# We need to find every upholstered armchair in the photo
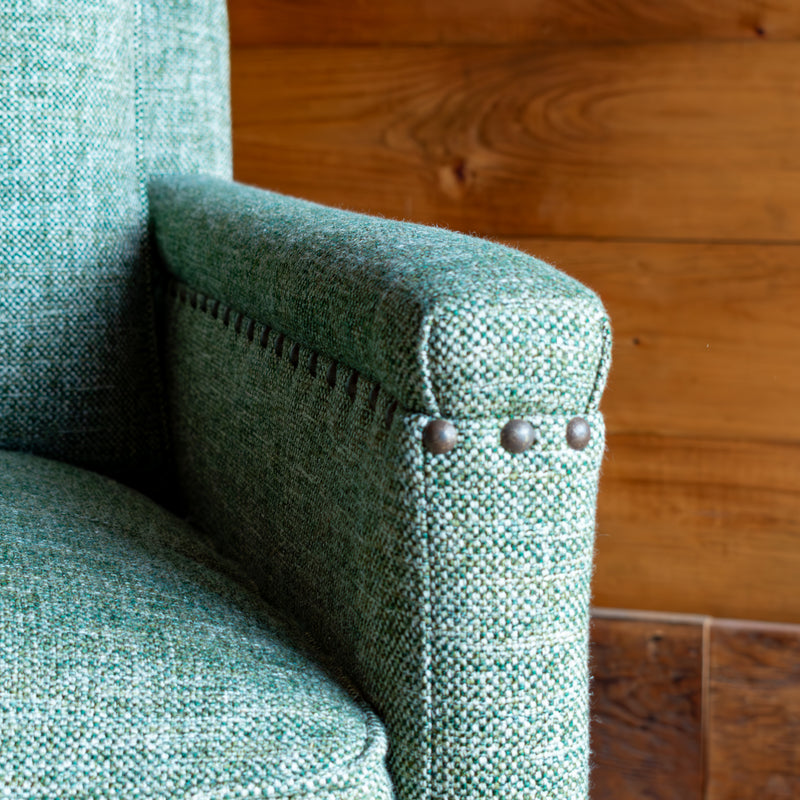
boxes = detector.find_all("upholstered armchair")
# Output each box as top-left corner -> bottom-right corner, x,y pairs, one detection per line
1,2 -> 610,799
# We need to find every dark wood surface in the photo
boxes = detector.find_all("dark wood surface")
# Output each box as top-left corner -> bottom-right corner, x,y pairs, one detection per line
230,1 -> 800,45
590,610 -> 704,799
706,620 -> 800,799
589,610 -> 800,799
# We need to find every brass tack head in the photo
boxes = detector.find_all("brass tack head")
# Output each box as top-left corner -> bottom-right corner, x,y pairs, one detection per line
422,419 -> 457,454
566,416 -> 591,450
500,419 -> 536,453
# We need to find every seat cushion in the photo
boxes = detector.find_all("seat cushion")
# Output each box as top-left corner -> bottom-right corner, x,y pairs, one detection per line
0,450 -> 392,799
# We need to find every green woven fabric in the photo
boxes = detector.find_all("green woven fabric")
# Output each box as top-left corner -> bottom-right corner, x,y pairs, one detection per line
0,1 -> 231,486
150,176 -> 611,419
0,449 -> 393,799
153,179 -> 610,800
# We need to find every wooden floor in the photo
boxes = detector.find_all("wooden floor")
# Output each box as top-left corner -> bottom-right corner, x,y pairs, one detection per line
590,609 -> 800,799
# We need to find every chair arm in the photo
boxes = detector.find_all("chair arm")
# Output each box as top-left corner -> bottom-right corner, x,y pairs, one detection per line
149,174 -> 611,800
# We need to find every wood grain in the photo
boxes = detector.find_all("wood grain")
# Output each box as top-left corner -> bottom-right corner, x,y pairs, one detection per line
589,610 -> 704,800
229,0 -> 800,46
505,240 -> 800,442
592,434 -> 800,623
707,619 -> 800,799
232,43 -> 800,240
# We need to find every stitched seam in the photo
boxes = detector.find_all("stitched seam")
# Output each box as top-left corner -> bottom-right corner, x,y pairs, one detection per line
421,450 -> 434,800
417,305 -> 440,417
586,315 -> 612,413
205,713 -> 388,797
167,276 -> 403,432
167,277 -> 606,466
167,278 -> 607,432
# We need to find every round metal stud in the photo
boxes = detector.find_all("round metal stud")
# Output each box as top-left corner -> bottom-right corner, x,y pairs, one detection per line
566,416 -> 591,451
422,419 -> 457,454
500,419 -> 536,453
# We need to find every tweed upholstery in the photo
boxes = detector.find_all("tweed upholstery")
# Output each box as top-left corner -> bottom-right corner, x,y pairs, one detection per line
0,449 -> 393,799
0,0 -> 231,486
149,176 -> 611,419
4,3 -> 611,795
152,177 -> 610,800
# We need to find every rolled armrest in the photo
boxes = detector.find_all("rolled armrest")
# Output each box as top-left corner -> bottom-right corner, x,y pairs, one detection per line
150,174 -> 611,800
149,175 -> 610,418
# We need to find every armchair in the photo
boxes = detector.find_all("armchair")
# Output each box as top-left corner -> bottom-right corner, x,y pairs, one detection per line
0,2 -> 610,799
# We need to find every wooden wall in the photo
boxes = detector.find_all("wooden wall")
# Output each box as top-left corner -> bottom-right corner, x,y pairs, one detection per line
228,1 -> 800,623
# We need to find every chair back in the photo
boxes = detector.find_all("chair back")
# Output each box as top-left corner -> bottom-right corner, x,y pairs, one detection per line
0,0 -> 231,487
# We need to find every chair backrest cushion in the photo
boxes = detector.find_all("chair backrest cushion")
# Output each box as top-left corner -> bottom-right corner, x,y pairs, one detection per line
0,0 -> 231,487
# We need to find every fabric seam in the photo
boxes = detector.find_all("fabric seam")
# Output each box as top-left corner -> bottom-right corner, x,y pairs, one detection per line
133,1 -> 171,468
166,275 -> 603,428
586,315 -> 612,414
166,275 -> 406,433
421,440 -> 435,800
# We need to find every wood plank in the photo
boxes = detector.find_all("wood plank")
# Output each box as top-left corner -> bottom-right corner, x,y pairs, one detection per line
707,619 -> 800,799
229,0 -> 800,46
504,240 -> 800,442
232,43 -> 800,240
592,434 -> 800,623
589,610 -> 705,800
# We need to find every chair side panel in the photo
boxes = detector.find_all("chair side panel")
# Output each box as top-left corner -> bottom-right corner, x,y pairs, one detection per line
162,279 -> 604,800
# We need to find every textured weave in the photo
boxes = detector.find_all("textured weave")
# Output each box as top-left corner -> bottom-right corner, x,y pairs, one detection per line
160,257 -> 608,800
0,449 -> 393,799
0,1 -> 231,486
150,176 -> 611,419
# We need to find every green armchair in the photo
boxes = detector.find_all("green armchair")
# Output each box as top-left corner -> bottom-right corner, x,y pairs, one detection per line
0,2 -> 610,799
